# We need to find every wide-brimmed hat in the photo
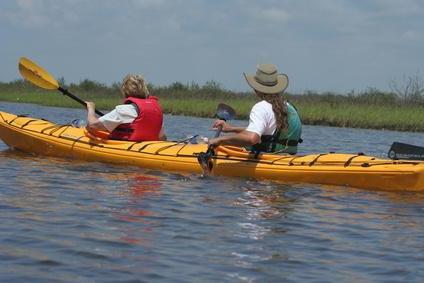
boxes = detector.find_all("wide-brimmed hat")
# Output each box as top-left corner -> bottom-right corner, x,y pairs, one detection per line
244,64 -> 288,94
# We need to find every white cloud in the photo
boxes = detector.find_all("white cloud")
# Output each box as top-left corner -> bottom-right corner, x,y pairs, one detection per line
371,0 -> 424,17
256,8 -> 290,24
16,0 -> 34,9
402,30 -> 423,41
129,0 -> 168,9
1,0 -> 47,28
0,0 -> 84,29
0,0 -> 423,92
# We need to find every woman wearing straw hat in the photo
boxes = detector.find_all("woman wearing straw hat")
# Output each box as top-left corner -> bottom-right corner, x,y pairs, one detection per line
208,64 -> 302,154
86,74 -> 166,141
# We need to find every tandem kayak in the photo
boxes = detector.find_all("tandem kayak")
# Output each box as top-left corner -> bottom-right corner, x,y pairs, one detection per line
1,110 -> 424,192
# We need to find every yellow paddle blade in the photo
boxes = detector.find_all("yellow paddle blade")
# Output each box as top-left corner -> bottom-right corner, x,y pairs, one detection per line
18,57 -> 59,90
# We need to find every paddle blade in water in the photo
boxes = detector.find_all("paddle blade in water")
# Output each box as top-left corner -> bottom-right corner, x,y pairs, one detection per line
197,152 -> 213,176
197,103 -> 235,176
18,57 -> 59,90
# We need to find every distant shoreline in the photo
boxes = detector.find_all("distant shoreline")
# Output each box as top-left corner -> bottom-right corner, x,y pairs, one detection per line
1,79 -> 424,132
1,93 -> 423,132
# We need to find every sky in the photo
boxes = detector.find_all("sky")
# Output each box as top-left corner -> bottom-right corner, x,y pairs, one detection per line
0,0 -> 423,93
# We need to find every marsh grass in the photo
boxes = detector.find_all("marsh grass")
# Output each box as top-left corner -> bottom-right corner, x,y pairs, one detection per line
1,79 -> 424,131
0,90 -> 120,110
297,102 -> 424,131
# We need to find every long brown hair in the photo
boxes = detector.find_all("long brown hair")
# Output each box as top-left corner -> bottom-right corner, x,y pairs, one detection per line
256,91 -> 288,130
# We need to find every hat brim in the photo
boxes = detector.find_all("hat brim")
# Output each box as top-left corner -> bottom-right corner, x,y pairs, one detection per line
244,73 -> 289,94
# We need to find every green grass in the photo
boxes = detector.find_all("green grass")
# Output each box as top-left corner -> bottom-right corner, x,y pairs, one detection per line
297,102 -> 424,131
160,98 -> 254,118
0,91 -> 120,110
1,90 -> 424,132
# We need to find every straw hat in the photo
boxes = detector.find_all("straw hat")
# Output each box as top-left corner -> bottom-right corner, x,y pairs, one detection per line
244,64 -> 288,94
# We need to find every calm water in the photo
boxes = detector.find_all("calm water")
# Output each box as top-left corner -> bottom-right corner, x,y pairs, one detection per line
1,101 -> 424,282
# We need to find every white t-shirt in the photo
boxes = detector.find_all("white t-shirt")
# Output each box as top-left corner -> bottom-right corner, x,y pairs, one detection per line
245,100 -> 277,137
98,104 -> 138,132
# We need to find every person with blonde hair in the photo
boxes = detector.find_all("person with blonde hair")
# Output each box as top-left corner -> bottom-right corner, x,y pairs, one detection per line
208,64 -> 302,154
86,74 -> 166,141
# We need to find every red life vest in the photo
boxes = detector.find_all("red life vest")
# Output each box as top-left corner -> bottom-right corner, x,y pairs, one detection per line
109,96 -> 163,141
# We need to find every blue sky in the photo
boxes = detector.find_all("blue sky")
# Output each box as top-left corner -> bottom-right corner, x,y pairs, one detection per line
1,0 -> 423,93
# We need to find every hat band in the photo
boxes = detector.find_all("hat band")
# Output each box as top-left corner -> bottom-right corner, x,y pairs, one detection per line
254,76 -> 278,86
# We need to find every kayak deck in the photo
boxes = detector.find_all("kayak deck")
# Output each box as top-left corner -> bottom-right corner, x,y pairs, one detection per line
1,111 -> 424,191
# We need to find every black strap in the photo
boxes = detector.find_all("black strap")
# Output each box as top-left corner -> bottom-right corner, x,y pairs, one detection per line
269,129 -> 281,152
251,133 -> 302,154
113,127 -> 133,133
276,138 -> 302,147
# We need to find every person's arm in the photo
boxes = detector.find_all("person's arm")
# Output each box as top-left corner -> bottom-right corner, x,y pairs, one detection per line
209,102 -> 268,147
211,120 -> 245,133
86,102 -> 109,133
208,130 -> 261,147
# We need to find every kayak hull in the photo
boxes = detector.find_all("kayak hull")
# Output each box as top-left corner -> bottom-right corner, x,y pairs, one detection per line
1,111 -> 424,191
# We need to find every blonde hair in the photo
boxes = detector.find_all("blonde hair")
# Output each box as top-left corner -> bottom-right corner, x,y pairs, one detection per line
121,74 -> 149,98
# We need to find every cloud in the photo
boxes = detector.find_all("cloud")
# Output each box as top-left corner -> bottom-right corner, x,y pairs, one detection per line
129,0 -> 168,9
371,0 -> 424,16
1,0 -> 46,28
16,0 -> 34,9
402,30 -> 423,41
0,0 -> 84,29
256,8 -> 290,24
0,0 -> 423,92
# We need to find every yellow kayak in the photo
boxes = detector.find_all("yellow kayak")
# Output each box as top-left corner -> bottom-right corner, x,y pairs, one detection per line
1,110 -> 424,191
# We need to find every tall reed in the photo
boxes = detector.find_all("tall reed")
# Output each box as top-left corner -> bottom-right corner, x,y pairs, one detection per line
1,79 -> 424,131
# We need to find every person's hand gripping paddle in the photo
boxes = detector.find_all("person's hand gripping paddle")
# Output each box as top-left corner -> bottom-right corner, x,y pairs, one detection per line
197,103 -> 236,176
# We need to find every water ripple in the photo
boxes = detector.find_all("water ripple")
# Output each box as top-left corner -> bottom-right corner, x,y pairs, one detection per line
1,102 -> 424,282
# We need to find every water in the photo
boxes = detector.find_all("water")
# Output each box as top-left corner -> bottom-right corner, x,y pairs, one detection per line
1,101 -> 424,282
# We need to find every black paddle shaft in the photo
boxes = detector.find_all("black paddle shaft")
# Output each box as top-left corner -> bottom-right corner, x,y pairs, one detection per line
58,87 -> 105,116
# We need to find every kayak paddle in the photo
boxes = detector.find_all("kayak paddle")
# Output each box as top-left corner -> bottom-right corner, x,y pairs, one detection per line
388,142 -> 424,161
197,103 -> 236,176
18,57 -> 105,116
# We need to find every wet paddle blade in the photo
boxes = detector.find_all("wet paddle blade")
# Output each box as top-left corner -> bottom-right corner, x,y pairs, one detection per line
197,152 -> 213,176
216,103 -> 236,121
18,57 -> 59,90
197,103 -> 236,176
388,142 -> 424,160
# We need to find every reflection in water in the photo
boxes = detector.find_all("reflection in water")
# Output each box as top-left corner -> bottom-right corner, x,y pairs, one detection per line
128,175 -> 162,198
235,180 -> 297,221
105,173 -> 164,245
2,102 -> 424,282
229,180 -> 300,276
